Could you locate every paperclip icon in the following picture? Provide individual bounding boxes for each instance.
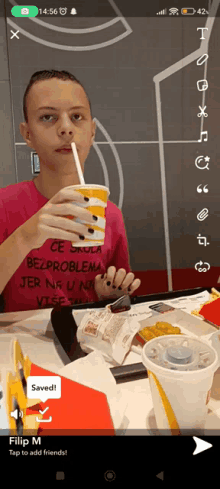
[197,208,209,221]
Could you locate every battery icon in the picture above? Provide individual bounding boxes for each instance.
[181,8,196,15]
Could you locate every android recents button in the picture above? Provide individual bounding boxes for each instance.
[11,6,38,17]
[56,472,65,480]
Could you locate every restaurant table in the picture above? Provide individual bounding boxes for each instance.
[1,287,220,435]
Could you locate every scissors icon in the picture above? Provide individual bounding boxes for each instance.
[197,106,208,117]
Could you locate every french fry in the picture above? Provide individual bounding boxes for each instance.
[211,288,220,297]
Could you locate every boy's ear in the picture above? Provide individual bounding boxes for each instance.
[19,122,26,139]
[19,122,34,149]
[91,119,96,142]
[19,122,29,142]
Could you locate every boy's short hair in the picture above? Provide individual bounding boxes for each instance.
[23,69,92,123]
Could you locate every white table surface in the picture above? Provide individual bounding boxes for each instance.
[1,297,220,435]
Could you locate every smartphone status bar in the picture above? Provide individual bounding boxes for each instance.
[6,1,219,18]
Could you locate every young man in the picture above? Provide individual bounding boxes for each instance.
[0,70,141,312]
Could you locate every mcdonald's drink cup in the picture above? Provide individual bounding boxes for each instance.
[64,185,110,247]
[141,335,218,435]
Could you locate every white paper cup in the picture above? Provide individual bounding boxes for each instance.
[64,185,110,247]
[142,335,218,435]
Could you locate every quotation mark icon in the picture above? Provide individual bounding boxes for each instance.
[197,184,208,193]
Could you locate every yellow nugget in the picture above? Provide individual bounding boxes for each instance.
[138,322,181,343]
[138,328,156,341]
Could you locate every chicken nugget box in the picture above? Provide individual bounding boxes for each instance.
[132,308,217,350]
[25,363,115,436]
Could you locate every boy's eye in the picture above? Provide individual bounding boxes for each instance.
[40,114,82,122]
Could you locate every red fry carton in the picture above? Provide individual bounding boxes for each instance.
[26,363,115,436]
[199,298,220,327]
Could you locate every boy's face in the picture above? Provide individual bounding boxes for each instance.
[19,79,96,171]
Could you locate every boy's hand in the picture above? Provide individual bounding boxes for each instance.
[95,266,141,301]
[18,187,96,251]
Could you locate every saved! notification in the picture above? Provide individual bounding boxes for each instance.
[27,376,61,403]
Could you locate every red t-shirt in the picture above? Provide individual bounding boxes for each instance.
[0,180,131,312]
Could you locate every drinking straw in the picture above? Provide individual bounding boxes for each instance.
[71,142,85,184]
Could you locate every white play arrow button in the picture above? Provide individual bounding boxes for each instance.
[193,437,213,455]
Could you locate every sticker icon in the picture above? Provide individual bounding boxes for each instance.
[197,79,208,91]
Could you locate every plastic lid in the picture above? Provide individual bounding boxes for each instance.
[166,346,193,364]
[143,335,217,372]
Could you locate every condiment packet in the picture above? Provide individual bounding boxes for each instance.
[108,294,131,314]
[76,301,140,365]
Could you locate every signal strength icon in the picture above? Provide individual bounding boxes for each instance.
[156,9,167,15]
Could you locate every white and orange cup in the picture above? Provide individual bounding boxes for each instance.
[142,335,219,435]
[64,184,110,247]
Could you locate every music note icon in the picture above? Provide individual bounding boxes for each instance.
[198,130,208,142]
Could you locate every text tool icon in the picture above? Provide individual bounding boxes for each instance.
[181,8,196,15]
[197,208,209,221]
[195,261,210,272]
[197,235,209,246]
[197,28,208,40]
[195,156,210,170]
[197,79,208,91]
[197,106,208,117]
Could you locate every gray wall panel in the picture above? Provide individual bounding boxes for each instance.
[0,15,17,189]
[0,8,219,289]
